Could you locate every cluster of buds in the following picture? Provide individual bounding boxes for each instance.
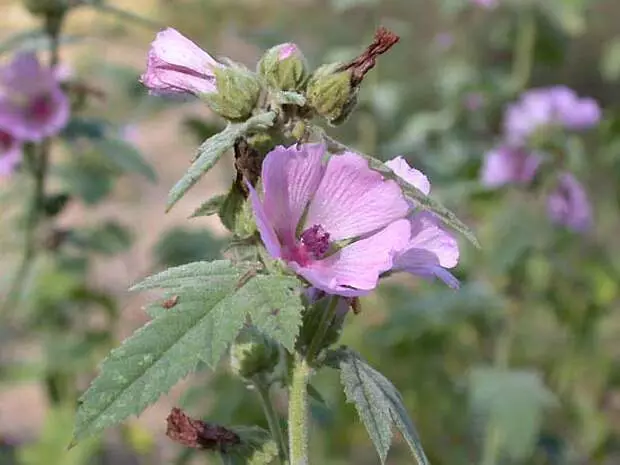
[140,27,399,127]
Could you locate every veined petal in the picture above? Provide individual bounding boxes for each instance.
[295,219,411,297]
[262,143,325,243]
[392,213,460,288]
[385,156,430,195]
[247,183,282,258]
[304,152,409,240]
[141,28,220,96]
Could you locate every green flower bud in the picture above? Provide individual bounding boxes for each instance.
[230,328,280,380]
[257,43,308,91]
[306,63,357,125]
[203,64,262,122]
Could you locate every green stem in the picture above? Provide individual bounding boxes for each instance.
[305,295,340,363]
[511,7,537,92]
[1,15,64,317]
[254,378,288,464]
[288,353,311,465]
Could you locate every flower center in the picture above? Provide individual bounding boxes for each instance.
[286,224,331,267]
[28,94,54,122]
[0,130,13,154]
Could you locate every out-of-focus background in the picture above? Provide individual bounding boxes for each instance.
[1,0,620,464]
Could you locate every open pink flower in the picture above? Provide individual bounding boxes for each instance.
[248,143,411,297]
[141,28,222,96]
[0,52,69,142]
[386,156,460,288]
[0,129,22,176]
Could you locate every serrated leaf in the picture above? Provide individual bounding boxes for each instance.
[468,367,557,461]
[94,138,157,182]
[321,132,479,248]
[229,275,303,352]
[334,349,430,465]
[73,261,303,444]
[166,111,276,212]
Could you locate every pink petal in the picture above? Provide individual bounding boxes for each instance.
[247,183,282,258]
[304,152,410,241]
[295,219,411,297]
[0,133,22,177]
[262,143,325,244]
[385,156,431,195]
[141,28,220,96]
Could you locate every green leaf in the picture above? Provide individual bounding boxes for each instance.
[468,367,557,461]
[55,158,114,205]
[73,261,303,444]
[602,37,620,82]
[189,194,227,218]
[322,133,480,248]
[221,426,279,465]
[71,221,133,255]
[62,117,109,140]
[94,138,157,182]
[166,111,277,212]
[153,226,224,267]
[333,348,430,465]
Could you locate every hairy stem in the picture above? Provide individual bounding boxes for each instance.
[288,353,310,465]
[254,378,288,464]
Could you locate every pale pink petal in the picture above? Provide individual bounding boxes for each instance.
[392,213,460,288]
[141,28,220,96]
[247,183,282,258]
[0,131,22,176]
[385,156,431,195]
[304,152,410,240]
[262,143,325,244]
[295,219,411,296]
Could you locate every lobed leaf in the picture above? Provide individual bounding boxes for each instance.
[166,111,276,212]
[95,138,157,182]
[333,348,430,465]
[73,261,303,444]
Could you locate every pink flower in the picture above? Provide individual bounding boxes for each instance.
[248,143,411,297]
[504,86,601,146]
[386,157,460,288]
[547,172,592,233]
[141,28,222,96]
[0,129,22,176]
[481,145,541,187]
[275,43,299,60]
[0,52,69,142]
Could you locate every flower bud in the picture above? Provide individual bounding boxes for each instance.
[257,43,308,91]
[306,63,357,125]
[230,328,280,380]
[202,65,262,121]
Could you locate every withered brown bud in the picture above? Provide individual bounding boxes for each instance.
[166,408,240,451]
[338,26,400,87]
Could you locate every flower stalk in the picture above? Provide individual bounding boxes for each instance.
[288,353,311,465]
[253,377,288,464]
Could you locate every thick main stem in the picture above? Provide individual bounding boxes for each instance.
[288,353,310,465]
[254,378,288,464]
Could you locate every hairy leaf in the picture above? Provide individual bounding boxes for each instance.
[73,261,303,444]
[333,348,430,465]
[166,111,276,212]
